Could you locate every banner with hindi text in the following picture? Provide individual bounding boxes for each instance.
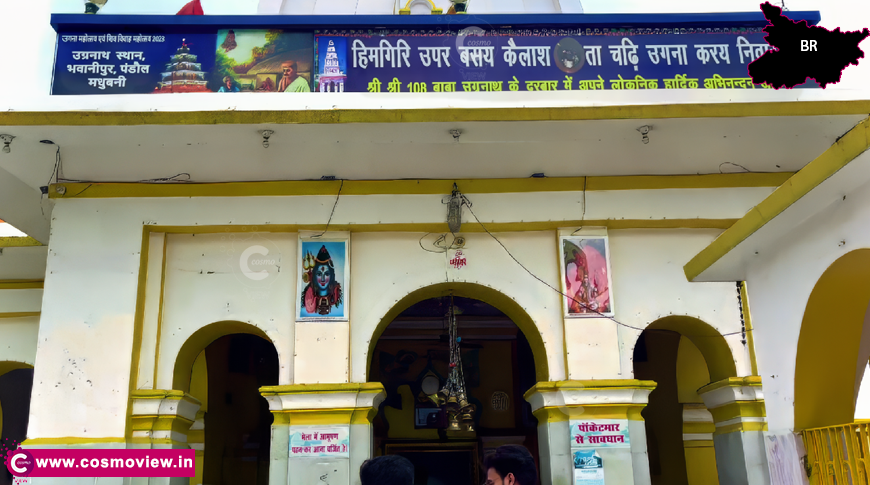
[316,30,822,93]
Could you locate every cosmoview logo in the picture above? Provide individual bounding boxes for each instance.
[455,26,491,81]
[455,26,488,51]
[239,245,276,281]
[221,232,283,296]
[7,449,35,477]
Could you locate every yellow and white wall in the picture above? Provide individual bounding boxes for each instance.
[0,177,774,484]
[0,284,41,369]
[741,166,870,434]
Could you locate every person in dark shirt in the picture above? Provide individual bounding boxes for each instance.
[360,455,414,485]
[483,445,538,485]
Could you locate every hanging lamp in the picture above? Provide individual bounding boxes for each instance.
[437,295,476,433]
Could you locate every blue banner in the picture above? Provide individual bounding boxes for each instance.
[53,33,218,94]
[52,30,315,95]
[51,27,822,94]
[317,32,821,92]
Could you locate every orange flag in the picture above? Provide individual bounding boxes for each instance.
[177,0,204,15]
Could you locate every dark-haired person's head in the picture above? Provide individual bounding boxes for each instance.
[360,455,414,485]
[483,445,538,485]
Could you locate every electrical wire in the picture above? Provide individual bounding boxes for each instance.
[419,233,463,254]
[311,179,344,238]
[46,147,60,187]
[464,201,749,339]
[57,172,192,184]
[420,233,447,253]
[571,176,588,236]
[138,173,192,183]
[70,184,94,198]
[719,162,752,173]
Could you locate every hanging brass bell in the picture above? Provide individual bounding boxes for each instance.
[447,414,461,431]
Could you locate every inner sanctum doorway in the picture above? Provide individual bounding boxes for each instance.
[369,296,541,485]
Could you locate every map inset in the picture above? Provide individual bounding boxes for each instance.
[748,2,869,89]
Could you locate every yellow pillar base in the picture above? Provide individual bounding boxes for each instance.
[698,377,769,485]
[130,390,202,447]
[682,403,719,485]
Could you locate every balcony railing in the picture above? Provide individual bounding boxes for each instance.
[804,421,870,485]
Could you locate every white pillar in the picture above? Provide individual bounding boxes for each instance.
[698,377,769,485]
[260,383,386,485]
[525,380,655,485]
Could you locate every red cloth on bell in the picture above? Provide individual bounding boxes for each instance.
[177,0,204,15]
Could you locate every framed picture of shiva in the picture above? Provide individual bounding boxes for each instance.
[297,236,349,321]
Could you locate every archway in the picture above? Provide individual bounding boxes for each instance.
[367,287,545,485]
[795,249,870,430]
[365,282,549,383]
[172,320,272,393]
[633,316,736,485]
[173,322,278,485]
[0,362,33,485]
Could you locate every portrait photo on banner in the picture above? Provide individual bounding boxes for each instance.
[214,29,313,93]
[297,237,349,320]
[559,235,614,317]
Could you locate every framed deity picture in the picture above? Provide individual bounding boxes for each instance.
[297,236,349,321]
[558,235,614,317]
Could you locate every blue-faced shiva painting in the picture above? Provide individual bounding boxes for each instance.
[297,238,348,320]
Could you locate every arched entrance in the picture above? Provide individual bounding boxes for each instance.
[173,322,279,485]
[0,362,33,485]
[795,249,870,430]
[633,316,736,485]
[365,282,549,383]
[367,285,546,485]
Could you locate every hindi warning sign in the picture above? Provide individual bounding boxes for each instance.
[570,420,630,448]
[289,427,350,458]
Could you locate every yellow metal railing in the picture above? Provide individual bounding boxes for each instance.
[804,422,870,485]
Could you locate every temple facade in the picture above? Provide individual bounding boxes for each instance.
[0,1,869,485]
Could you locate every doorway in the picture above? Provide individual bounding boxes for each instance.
[200,334,278,485]
[369,296,540,485]
[0,367,33,485]
[634,329,689,485]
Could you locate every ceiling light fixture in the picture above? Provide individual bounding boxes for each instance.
[637,125,651,144]
[1,135,15,154]
[260,130,274,148]
[446,183,470,233]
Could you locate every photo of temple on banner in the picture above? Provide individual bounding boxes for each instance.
[156,38,211,93]
[213,29,313,92]
[316,37,348,92]
[560,236,614,317]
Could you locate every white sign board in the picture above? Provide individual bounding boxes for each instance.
[569,420,630,448]
[289,427,350,458]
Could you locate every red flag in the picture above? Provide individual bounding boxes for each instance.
[177,0,204,15]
